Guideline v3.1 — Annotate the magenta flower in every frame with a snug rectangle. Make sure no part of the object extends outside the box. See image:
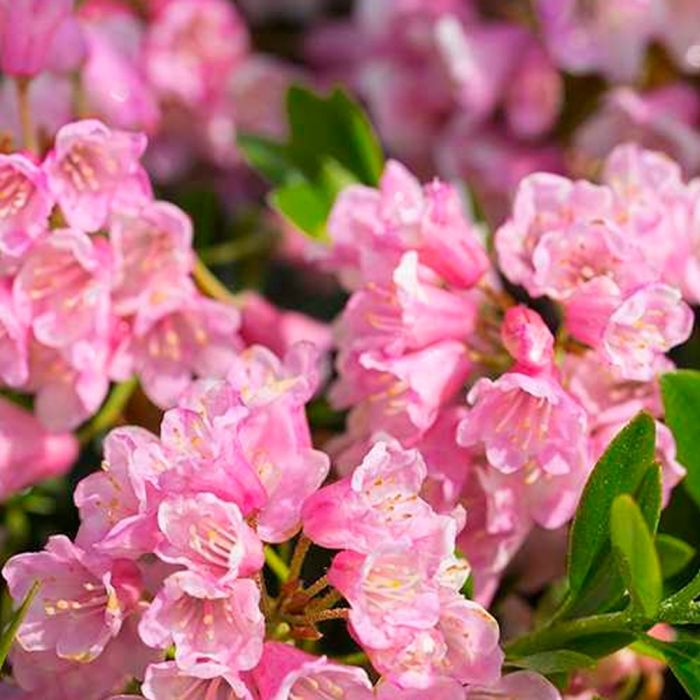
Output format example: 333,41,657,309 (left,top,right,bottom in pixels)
0,154,53,265
43,119,147,231
0,398,78,500
13,228,112,351
0,0,85,77
3,536,142,662
155,492,264,586
139,572,263,677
